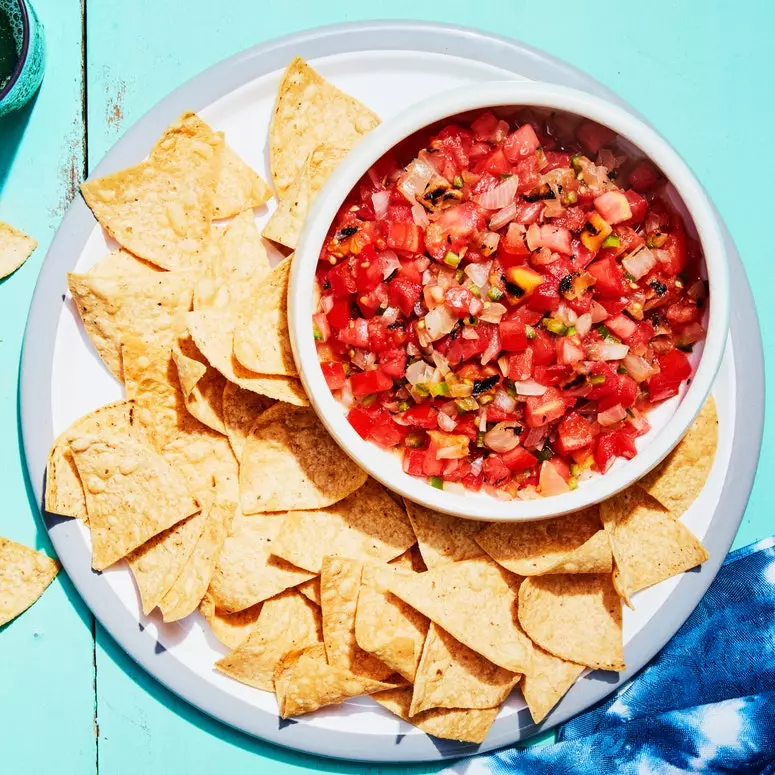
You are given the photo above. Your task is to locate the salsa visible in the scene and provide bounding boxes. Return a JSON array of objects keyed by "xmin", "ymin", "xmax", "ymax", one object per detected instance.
[
  {"xmin": 313, "ymin": 109, "xmax": 707, "ymax": 499},
  {"xmin": 0, "ymin": 10, "xmax": 17, "ymax": 93}
]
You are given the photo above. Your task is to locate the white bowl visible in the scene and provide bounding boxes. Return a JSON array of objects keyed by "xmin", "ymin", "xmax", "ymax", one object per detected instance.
[{"xmin": 288, "ymin": 81, "xmax": 729, "ymax": 522}]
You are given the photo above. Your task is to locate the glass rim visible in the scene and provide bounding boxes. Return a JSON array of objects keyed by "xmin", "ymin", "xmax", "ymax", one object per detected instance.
[{"xmin": 0, "ymin": 0, "xmax": 31, "ymax": 103}]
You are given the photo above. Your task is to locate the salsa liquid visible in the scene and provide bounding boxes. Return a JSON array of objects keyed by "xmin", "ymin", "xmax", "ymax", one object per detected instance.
[{"xmin": 0, "ymin": 10, "xmax": 18, "ymax": 92}]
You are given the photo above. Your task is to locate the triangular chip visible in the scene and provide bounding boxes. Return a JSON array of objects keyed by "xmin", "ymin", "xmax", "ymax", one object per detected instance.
[
  {"xmin": 233, "ymin": 258, "xmax": 296, "ymax": 376},
  {"xmin": 187, "ymin": 309, "xmax": 308, "ymax": 405},
  {"xmin": 70, "ymin": 434, "xmax": 199, "ymax": 570},
  {"xmin": 518, "ymin": 574, "xmax": 625, "ymax": 671},
  {"xmin": 207, "ymin": 513, "xmax": 314, "ymax": 612},
  {"xmin": 216, "ymin": 589, "xmax": 322, "ymax": 691},
  {"xmin": 355, "ymin": 564, "xmax": 429, "ymax": 682},
  {"xmin": 269, "ymin": 57, "xmax": 380, "ymax": 199},
  {"xmin": 320, "ymin": 556, "xmax": 393, "ymax": 680},
  {"xmin": 601, "ymin": 487, "xmax": 709, "ymax": 608},
  {"xmin": 68, "ymin": 270, "xmax": 194, "ymax": 379},
  {"xmin": 239, "ymin": 403, "xmax": 367, "ymax": 514},
  {"xmin": 45, "ymin": 401, "xmax": 131, "ymax": 520},
  {"xmin": 272, "ymin": 478, "xmax": 414, "ymax": 572},
  {"xmin": 263, "ymin": 145, "xmax": 349, "ymax": 249},
  {"xmin": 0, "ymin": 538, "xmax": 59, "ymax": 626},
  {"xmin": 638, "ymin": 396, "xmax": 718, "ymax": 518},
  {"xmin": 296, "ymin": 577, "xmax": 321, "ymax": 607},
  {"xmin": 88, "ymin": 249, "xmax": 161, "ymax": 276},
  {"xmin": 221, "ymin": 381, "xmax": 275, "ymax": 459},
  {"xmin": 0, "ymin": 221, "xmax": 37, "ymax": 280},
  {"xmin": 520, "ymin": 646, "xmax": 585, "ymax": 724},
  {"xmin": 81, "ymin": 112, "xmax": 223, "ymax": 269},
  {"xmin": 403, "ymin": 500, "xmax": 485, "ymax": 569},
  {"xmin": 213, "ymin": 145, "xmax": 272, "ymax": 219},
  {"xmin": 410, "ymin": 623, "xmax": 519, "ymax": 716},
  {"xmin": 475, "ymin": 507, "xmax": 612, "ymax": 576},
  {"xmin": 199, "ymin": 592, "xmax": 262, "ymax": 650},
  {"xmin": 274, "ymin": 643, "xmax": 396, "ymax": 718},
  {"xmin": 172, "ymin": 337, "xmax": 227, "ymax": 434},
  {"xmin": 372, "ymin": 687, "xmax": 499, "ymax": 745},
  {"xmin": 387, "ymin": 557, "xmax": 533, "ymax": 674}
]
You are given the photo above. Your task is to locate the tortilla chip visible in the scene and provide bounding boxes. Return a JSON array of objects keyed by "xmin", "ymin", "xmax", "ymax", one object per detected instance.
[
  {"xmin": 45, "ymin": 401, "xmax": 131, "ymax": 520},
  {"xmin": 81, "ymin": 112, "xmax": 222, "ymax": 269},
  {"xmin": 233, "ymin": 258, "xmax": 296, "ymax": 376},
  {"xmin": 127, "ymin": 509, "xmax": 207, "ymax": 615},
  {"xmin": 272, "ymin": 478, "xmax": 414, "ymax": 572},
  {"xmin": 403, "ymin": 500, "xmax": 485, "ymax": 569},
  {"xmin": 68, "ymin": 270, "xmax": 194, "ymax": 379},
  {"xmin": 88, "ymin": 249, "xmax": 162, "ymax": 276},
  {"xmin": 158, "ymin": 494, "xmax": 236, "ymax": 621},
  {"xmin": 187, "ymin": 309, "xmax": 308, "ymax": 405},
  {"xmin": 372, "ymin": 687, "xmax": 499, "ymax": 745},
  {"xmin": 207, "ymin": 514, "xmax": 314, "ymax": 612},
  {"xmin": 410, "ymin": 623, "xmax": 519, "ymax": 715},
  {"xmin": 213, "ymin": 145, "xmax": 272, "ymax": 219},
  {"xmin": 0, "ymin": 221, "xmax": 37, "ymax": 280},
  {"xmin": 0, "ymin": 539, "xmax": 59, "ymax": 626},
  {"xmin": 274, "ymin": 643, "xmax": 396, "ymax": 718},
  {"xmin": 520, "ymin": 646, "xmax": 585, "ymax": 724},
  {"xmin": 263, "ymin": 145, "xmax": 349, "ymax": 249},
  {"xmin": 638, "ymin": 396, "xmax": 718, "ymax": 518},
  {"xmin": 172, "ymin": 337, "xmax": 227, "ymax": 434},
  {"xmin": 388, "ymin": 546, "xmax": 425, "ymax": 572},
  {"xmin": 475, "ymin": 507, "xmax": 612, "ymax": 576},
  {"xmin": 70, "ymin": 434, "xmax": 199, "ymax": 570},
  {"xmin": 601, "ymin": 487, "xmax": 709, "ymax": 608},
  {"xmin": 239, "ymin": 403, "xmax": 367, "ymax": 514},
  {"xmin": 355, "ymin": 564, "xmax": 429, "ymax": 682},
  {"xmin": 320, "ymin": 556, "xmax": 393, "ymax": 680},
  {"xmin": 296, "ymin": 577, "xmax": 321, "ymax": 606},
  {"xmin": 270, "ymin": 57, "xmax": 380, "ymax": 199},
  {"xmin": 216, "ymin": 589, "xmax": 322, "ymax": 691},
  {"xmin": 518, "ymin": 574, "xmax": 624, "ymax": 671},
  {"xmin": 199, "ymin": 592, "xmax": 262, "ymax": 650},
  {"xmin": 221, "ymin": 381, "xmax": 275, "ymax": 459},
  {"xmin": 387, "ymin": 557, "xmax": 533, "ymax": 674}
]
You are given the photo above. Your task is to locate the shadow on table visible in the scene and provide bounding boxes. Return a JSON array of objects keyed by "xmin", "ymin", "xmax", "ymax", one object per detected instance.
[{"xmin": 0, "ymin": 93, "xmax": 38, "ymax": 192}]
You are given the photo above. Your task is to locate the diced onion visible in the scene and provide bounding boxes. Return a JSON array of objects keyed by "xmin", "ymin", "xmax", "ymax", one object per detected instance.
[
  {"xmin": 514, "ymin": 379, "xmax": 548, "ymax": 396},
  {"xmin": 542, "ymin": 198, "xmax": 564, "ymax": 219},
  {"xmin": 485, "ymin": 422, "xmax": 521, "ymax": 453},
  {"xmin": 480, "ymin": 231, "xmax": 501, "ymax": 255},
  {"xmin": 498, "ymin": 355, "xmax": 511, "ymax": 377},
  {"xmin": 461, "ymin": 327, "xmax": 479, "ymax": 340},
  {"xmin": 437, "ymin": 412, "xmax": 457, "ymax": 432},
  {"xmin": 424, "ymin": 305, "xmax": 458, "ymax": 341},
  {"xmin": 480, "ymin": 330, "xmax": 501, "ymax": 365},
  {"xmin": 586, "ymin": 341, "xmax": 630, "ymax": 361},
  {"xmin": 320, "ymin": 294, "xmax": 334, "ymax": 314},
  {"xmin": 524, "ymin": 426, "xmax": 548, "ymax": 450},
  {"xmin": 526, "ymin": 223, "xmax": 542, "ymax": 251},
  {"xmin": 411, "ymin": 203, "xmax": 429, "ymax": 228},
  {"xmin": 464, "ymin": 261, "xmax": 491, "ymax": 288},
  {"xmin": 575, "ymin": 312, "xmax": 593, "ymax": 337},
  {"xmin": 517, "ymin": 485, "xmax": 541, "ymax": 500},
  {"xmin": 443, "ymin": 481, "xmax": 467, "ymax": 495},
  {"xmin": 479, "ymin": 302, "xmax": 507, "ymax": 324},
  {"xmin": 406, "ymin": 342, "xmax": 420, "ymax": 357},
  {"xmin": 590, "ymin": 301, "xmax": 609, "ymax": 324},
  {"xmin": 406, "ymin": 359, "xmax": 434, "ymax": 385},
  {"xmin": 351, "ymin": 350, "xmax": 376, "ymax": 370},
  {"xmin": 432, "ymin": 350, "xmax": 451, "ymax": 376},
  {"xmin": 397, "ymin": 158, "xmax": 435, "ymax": 204},
  {"xmin": 380, "ymin": 250, "xmax": 400, "ymax": 279},
  {"xmin": 492, "ymin": 389, "xmax": 517, "ymax": 413},
  {"xmin": 473, "ymin": 175, "xmax": 519, "ymax": 210},
  {"xmin": 598, "ymin": 403, "xmax": 627, "ymax": 426},
  {"xmin": 623, "ymin": 353, "xmax": 657, "ymax": 382},
  {"xmin": 489, "ymin": 202, "xmax": 517, "ymax": 231},
  {"xmin": 340, "ymin": 380, "xmax": 354, "ymax": 408},
  {"xmin": 478, "ymin": 408, "xmax": 488, "ymax": 433},
  {"xmin": 382, "ymin": 306, "xmax": 399, "ymax": 325},
  {"xmin": 470, "ymin": 457, "xmax": 484, "ymax": 476},
  {"xmin": 372, "ymin": 190, "xmax": 390, "ymax": 220},
  {"xmin": 622, "ymin": 247, "xmax": 657, "ymax": 280}
]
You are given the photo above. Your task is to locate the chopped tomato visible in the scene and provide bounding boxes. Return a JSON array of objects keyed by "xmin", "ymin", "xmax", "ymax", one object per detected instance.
[
  {"xmin": 576, "ymin": 121, "xmax": 616, "ymax": 154},
  {"xmin": 534, "ymin": 364, "xmax": 573, "ymax": 386},
  {"xmin": 647, "ymin": 350, "xmax": 692, "ymax": 402},
  {"xmin": 503, "ymin": 124, "xmax": 541, "ymax": 162},
  {"xmin": 327, "ymin": 258, "xmax": 358, "ymax": 296},
  {"xmin": 350, "ymin": 368, "xmax": 393, "ymax": 398},
  {"xmin": 402, "ymin": 404, "xmax": 439, "ymax": 429},
  {"xmin": 388, "ymin": 275, "xmax": 422, "ymax": 316},
  {"xmin": 368, "ymin": 409, "xmax": 406, "ymax": 448},
  {"xmin": 383, "ymin": 221, "xmax": 424, "ymax": 253},
  {"xmin": 594, "ymin": 191, "xmax": 632, "ymax": 225},
  {"xmin": 501, "ymin": 445, "xmax": 538, "ymax": 471},
  {"xmin": 660, "ymin": 226, "xmax": 687, "ymax": 276},
  {"xmin": 348, "ymin": 406, "xmax": 376, "ymax": 439},
  {"xmin": 379, "ymin": 348, "xmax": 407, "ymax": 379},
  {"xmin": 598, "ymin": 373, "xmax": 638, "ymax": 412},
  {"xmin": 327, "ymin": 297, "xmax": 353, "ymax": 329},
  {"xmin": 485, "ymin": 148, "xmax": 511, "ymax": 176},
  {"xmin": 424, "ymin": 201, "xmax": 487, "ymax": 261},
  {"xmin": 587, "ymin": 256, "xmax": 628, "ymax": 297},
  {"xmin": 595, "ymin": 430, "xmax": 638, "ymax": 473},
  {"xmin": 508, "ymin": 349, "xmax": 534, "ymax": 381},
  {"xmin": 483, "ymin": 454, "xmax": 511, "ymax": 486},
  {"xmin": 555, "ymin": 411, "xmax": 595, "ymax": 456},
  {"xmin": 337, "ymin": 318, "xmax": 369, "ymax": 349},
  {"xmin": 623, "ymin": 190, "xmax": 648, "ymax": 226},
  {"xmin": 321, "ymin": 361, "xmax": 347, "ymax": 390},
  {"xmin": 538, "ymin": 460, "xmax": 570, "ymax": 495},
  {"xmin": 445, "ymin": 286, "xmax": 484, "ymax": 319},
  {"xmin": 526, "ymin": 387, "xmax": 572, "ymax": 428},
  {"xmin": 627, "ymin": 159, "xmax": 660, "ymax": 191},
  {"xmin": 557, "ymin": 338, "xmax": 585, "ymax": 366},
  {"xmin": 529, "ymin": 328, "xmax": 556, "ymax": 366}
]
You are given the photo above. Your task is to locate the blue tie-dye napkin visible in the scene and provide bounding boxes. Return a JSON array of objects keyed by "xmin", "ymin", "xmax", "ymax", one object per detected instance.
[{"xmin": 445, "ymin": 537, "xmax": 775, "ymax": 774}]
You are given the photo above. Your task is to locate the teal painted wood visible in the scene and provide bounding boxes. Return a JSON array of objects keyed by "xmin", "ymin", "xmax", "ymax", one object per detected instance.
[{"xmin": 0, "ymin": 1, "xmax": 97, "ymax": 773}]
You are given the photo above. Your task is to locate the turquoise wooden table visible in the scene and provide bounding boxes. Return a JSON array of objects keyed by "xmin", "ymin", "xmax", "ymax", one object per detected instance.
[{"xmin": 0, "ymin": 1, "xmax": 771, "ymax": 772}]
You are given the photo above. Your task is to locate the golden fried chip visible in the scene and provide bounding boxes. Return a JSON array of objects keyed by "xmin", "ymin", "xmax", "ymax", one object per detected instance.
[
  {"xmin": 355, "ymin": 564, "xmax": 429, "ymax": 682},
  {"xmin": 207, "ymin": 514, "xmax": 314, "ymax": 612},
  {"xmin": 272, "ymin": 478, "xmax": 414, "ymax": 572},
  {"xmin": 239, "ymin": 403, "xmax": 367, "ymax": 514},
  {"xmin": 213, "ymin": 145, "xmax": 272, "ymax": 219},
  {"xmin": 68, "ymin": 270, "xmax": 194, "ymax": 379},
  {"xmin": 475, "ymin": 507, "xmax": 612, "ymax": 576},
  {"xmin": 601, "ymin": 487, "xmax": 709, "ymax": 608},
  {"xmin": 187, "ymin": 309, "xmax": 308, "ymax": 405},
  {"xmin": 296, "ymin": 577, "xmax": 321, "ymax": 606},
  {"xmin": 221, "ymin": 381, "xmax": 275, "ymax": 459},
  {"xmin": 372, "ymin": 687, "xmax": 499, "ymax": 745},
  {"xmin": 199, "ymin": 592, "xmax": 262, "ymax": 650},
  {"xmin": 274, "ymin": 643, "xmax": 396, "ymax": 718},
  {"xmin": 45, "ymin": 401, "xmax": 131, "ymax": 520},
  {"xmin": 0, "ymin": 221, "xmax": 37, "ymax": 280},
  {"xmin": 81, "ymin": 112, "xmax": 222, "ymax": 269},
  {"xmin": 159, "ymin": 494, "xmax": 236, "ymax": 621},
  {"xmin": 638, "ymin": 396, "xmax": 718, "ymax": 518},
  {"xmin": 403, "ymin": 500, "xmax": 485, "ymax": 569},
  {"xmin": 270, "ymin": 57, "xmax": 380, "ymax": 199},
  {"xmin": 387, "ymin": 557, "xmax": 533, "ymax": 674},
  {"xmin": 233, "ymin": 258, "xmax": 296, "ymax": 376},
  {"xmin": 70, "ymin": 434, "xmax": 199, "ymax": 570},
  {"xmin": 263, "ymin": 145, "xmax": 349, "ymax": 249},
  {"xmin": 320, "ymin": 556, "xmax": 393, "ymax": 680},
  {"xmin": 410, "ymin": 623, "xmax": 519, "ymax": 715},
  {"xmin": 88, "ymin": 249, "xmax": 162, "ymax": 276},
  {"xmin": 0, "ymin": 538, "xmax": 59, "ymax": 626},
  {"xmin": 216, "ymin": 590, "xmax": 322, "ymax": 691},
  {"xmin": 520, "ymin": 646, "xmax": 584, "ymax": 724},
  {"xmin": 518, "ymin": 574, "xmax": 624, "ymax": 671},
  {"xmin": 172, "ymin": 337, "xmax": 227, "ymax": 434}
]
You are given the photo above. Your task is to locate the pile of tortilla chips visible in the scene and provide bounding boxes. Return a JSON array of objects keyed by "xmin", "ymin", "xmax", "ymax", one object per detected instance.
[{"xmin": 46, "ymin": 57, "xmax": 718, "ymax": 744}]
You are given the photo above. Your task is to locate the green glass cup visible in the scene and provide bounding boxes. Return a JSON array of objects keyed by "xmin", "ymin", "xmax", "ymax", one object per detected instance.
[{"xmin": 0, "ymin": 0, "xmax": 45, "ymax": 119}]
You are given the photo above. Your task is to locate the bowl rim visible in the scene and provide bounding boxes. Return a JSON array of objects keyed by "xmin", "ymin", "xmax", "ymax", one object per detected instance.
[
  {"xmin": 288, "ymin": 80, "xmax": 730, "ymax": 522},
  {"xmin": 0, "ymin": 0, "xmax": 31, "ymax": 102}
]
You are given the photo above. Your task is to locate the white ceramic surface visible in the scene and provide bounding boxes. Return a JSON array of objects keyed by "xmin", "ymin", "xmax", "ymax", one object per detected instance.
[{"xmin": 290, "ymin": 81, "xmax": 730, "ymax": 522}]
